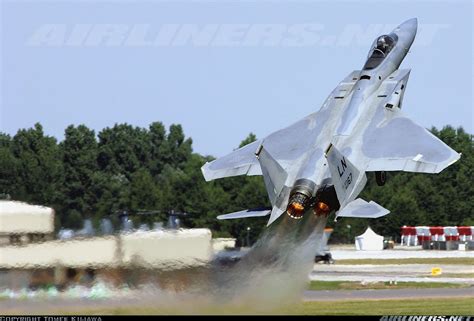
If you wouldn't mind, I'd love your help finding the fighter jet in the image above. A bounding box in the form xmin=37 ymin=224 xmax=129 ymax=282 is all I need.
xmin=201 ymin=18 xmax=460 ymax=226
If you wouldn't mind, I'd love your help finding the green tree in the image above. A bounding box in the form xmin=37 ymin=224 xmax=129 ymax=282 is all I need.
xmin=147 ymin=122 xmax=167 ymax=177
xmin=0 ymin=133 xmax=18 ymax=197
xmin=97 ymin=124 xmax=151 ymax=178
xmin=89 ymin=172 xmax=130 ymax=225
xmin=158 ymin=124 xmax=193 ymax=170
xmin=239 ymin=132 xmax=257 ymax=148
xmin=10 ymin=123 xmax=63 ymax=206
xmin=129 ymin=168 xmax=162 ymax=226
xmin=3 ymin=120 xmax=471 ymax=243
xmin=60 ymin=125 xmax=98 ymax=223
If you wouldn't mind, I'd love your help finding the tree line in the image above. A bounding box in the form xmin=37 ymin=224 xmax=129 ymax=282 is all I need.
xmin=0 ymin=122 xmax=472 ymax=244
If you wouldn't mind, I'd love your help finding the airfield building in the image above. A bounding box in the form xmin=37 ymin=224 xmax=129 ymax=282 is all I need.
xmin=0 ymin=200 xmax=220 ymax=290
xmin=0 ymin=200 xmax=54 ymax=245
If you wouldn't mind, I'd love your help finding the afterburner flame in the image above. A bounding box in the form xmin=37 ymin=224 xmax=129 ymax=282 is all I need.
xmin=287 ymin=202 xmax=305 ymax=219
xmin=314 ymin=201 xmax=330 ymax=216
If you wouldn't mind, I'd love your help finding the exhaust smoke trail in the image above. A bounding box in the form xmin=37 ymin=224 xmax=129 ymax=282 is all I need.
xmin=176 ymin=213 xmax=328 ymax=313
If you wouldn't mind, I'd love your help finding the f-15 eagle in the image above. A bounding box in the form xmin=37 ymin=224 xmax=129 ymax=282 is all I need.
xmin=201 ymin=18 xmax=460 ymax=227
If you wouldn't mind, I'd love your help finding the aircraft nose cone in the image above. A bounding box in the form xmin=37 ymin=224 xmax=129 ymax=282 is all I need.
xmin=398 ymin=18 xmax=418 ymax=33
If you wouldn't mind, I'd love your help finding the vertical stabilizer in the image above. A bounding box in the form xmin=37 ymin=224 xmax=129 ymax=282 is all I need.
xmin=325 ymin=144 xmax=367 ymax=209
xmin=255 ymin=143 xmax=288 ymax=205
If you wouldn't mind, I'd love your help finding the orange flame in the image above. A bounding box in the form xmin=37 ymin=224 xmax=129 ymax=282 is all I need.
xmin=314 ymin=201 xmax=330 ymax=216
xmin=287 ymin=202 xmax=305 ymax=219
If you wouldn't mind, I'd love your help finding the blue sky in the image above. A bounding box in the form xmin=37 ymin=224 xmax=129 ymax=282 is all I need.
xmin=1 ymin=0 xmax=472 ymax=157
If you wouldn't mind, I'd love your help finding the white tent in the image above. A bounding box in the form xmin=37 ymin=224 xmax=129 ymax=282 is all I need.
xmin=355 ymin=227 xmax=384 ymax=251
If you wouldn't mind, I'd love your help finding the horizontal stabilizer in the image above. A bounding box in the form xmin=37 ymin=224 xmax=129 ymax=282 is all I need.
xmin=217 ymin=208 xmax=271 ymax=220
xmin=337 ymin=198 xmax=390 ymax=219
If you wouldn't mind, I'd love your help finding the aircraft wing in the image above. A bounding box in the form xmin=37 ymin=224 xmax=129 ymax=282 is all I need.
xmin=200 ymin=110 xmax=323 ymax=182
xmin=202 ymin=70 xmax=361 ymax=182
xmin=360 ymin=106 xmax=460 ymax=173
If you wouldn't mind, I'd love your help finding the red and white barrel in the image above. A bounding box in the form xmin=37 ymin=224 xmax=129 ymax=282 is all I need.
xmin=429 ymin=226 xmax=445 ymax=241
xmin=416 ymin=226 xmax=431 ymax=243
xmin=401 ymin=226 xmax=417 ymax=246
xmin=458 ymin=226 xmax=473 ymax=242
xmin=444 ymin=226 xmax=459 ymax=241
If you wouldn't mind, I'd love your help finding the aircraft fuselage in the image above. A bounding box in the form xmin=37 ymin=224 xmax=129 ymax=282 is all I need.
xmin=286 ymin=19 xmax=418 ymax=219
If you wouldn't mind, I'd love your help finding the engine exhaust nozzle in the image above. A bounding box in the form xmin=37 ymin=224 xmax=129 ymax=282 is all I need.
xmin=287 ymin=193 xmax=309 ymax=219
xmin=286 ymin=178 xmax=317 ymax=220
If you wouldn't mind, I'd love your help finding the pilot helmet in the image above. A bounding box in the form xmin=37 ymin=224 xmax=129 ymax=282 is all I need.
xmin=377 ymin=36 xmax=388 ymax=48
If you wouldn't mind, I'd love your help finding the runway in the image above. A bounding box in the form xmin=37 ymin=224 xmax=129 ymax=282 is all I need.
xmin=310 ymin=264 xmax=474 ymax=284
xmin=303 ymin=287 xmax=474 ymax=301
xmin=329 ymin=247 xmax=474 ymax=260
xmin=1 ymin=287 xmax=472 ymax=314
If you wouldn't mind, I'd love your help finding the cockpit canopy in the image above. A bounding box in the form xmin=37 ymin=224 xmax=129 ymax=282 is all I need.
xmin=363 ymin=33 xmax=398 ymax=70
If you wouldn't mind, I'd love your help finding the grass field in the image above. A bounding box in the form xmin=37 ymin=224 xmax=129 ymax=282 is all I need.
xmin=289 ymin=298 xmax=474 ymax=315
xmin=48 ymin=298 xmax=474 ymax=315
xmin=307 ymin=280 xmax=470 ymax=291
xmin=335 ymin=257 xmax=474 ymax=265
xmin=429 ymin=273 xmax=474 ymax=278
